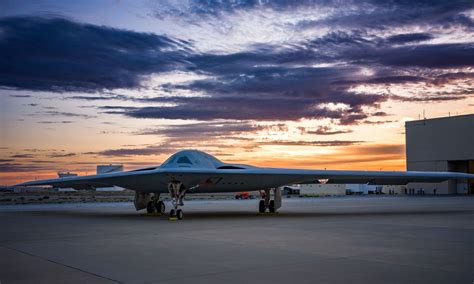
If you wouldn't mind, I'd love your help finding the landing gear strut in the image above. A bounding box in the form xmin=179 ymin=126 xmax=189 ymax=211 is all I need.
xmin=258 ymin=188 xmax=281 ymax=214
xmin=146 ymin=194 xmax=166 ymax=214
xmin=168 ymin=181 xmax=187 ymax=220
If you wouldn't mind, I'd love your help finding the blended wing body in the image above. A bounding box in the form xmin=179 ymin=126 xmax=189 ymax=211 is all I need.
xmin=17 ymin=150 xmax=474 ymax=193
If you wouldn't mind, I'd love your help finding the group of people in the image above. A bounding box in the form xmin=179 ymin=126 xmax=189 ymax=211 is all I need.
xmin=405 ymin=188 xmax=437 ymax=195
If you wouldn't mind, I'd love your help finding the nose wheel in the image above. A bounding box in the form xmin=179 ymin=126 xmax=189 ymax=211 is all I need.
xmin=170 ymin=209 xmax=184 ymax=220
xmin=168 ymin=181 xmax=186 ymax=220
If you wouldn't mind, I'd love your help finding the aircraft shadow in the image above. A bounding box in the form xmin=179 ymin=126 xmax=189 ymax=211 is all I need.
xmin=5 ymin=208 xmax=472 ymax=221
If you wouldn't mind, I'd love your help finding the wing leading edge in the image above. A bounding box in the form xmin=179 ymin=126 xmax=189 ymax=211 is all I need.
xmin=17 ymin=167 xmax=474 ymax=192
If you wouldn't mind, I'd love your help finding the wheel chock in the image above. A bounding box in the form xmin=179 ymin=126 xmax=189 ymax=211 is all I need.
xmin=141 ymin=212 xmax=162 ymax=217
xmin=168 ymin=217 xmax=178 ymax=221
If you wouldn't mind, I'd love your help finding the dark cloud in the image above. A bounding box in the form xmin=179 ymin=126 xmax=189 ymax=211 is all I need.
xmin=68 ymin=94 xmax=131 ymax=101
xmin=372 ymin=43 xmax=474 ymax=68
xmin=0 ymin=163 xmax=45 ymax=173
xmin=85 ymin=145 xmax=175 ymax=157
xmin=10 ymin=154 xmax=34 ymax=158
xmin=353 ymin=71 xmax=474 ymax=94
xmin=391 ymin=95 xmax=468 ymax=102
xmin=290 ymin=31 xmax=474 ymax=69
xmin=286 ymin=33 xmax=474 ymax=69
xmin=305 ymin=126 xmax=353 ymax=135
xmin=147 ymin=34 xmax=470 ymax=122
xmin=292 ymin=0 xmax=473 ymax=31
xmin=338 ymin=114 xmax=370 ymax=126
xmin=40 ymin=111 xmax=95 ymax=119
xmin=22 ymin=148 xmax=49 ymax=152
xmin=47 ymin=152 xmax=76 ymax=158
xmin=100 ymin=64 xmax=389 ymax=123
xmin=26 ymin=160 xmax=57 ymax=164
xmin=0 ymin=159 xmax=14 ymax=163
xmin=88 ymin=138 xmax=364 ymax=158
xmin=100 ymin=91 xmax=386 ymax=122
xmin=138 ymin=121 xmax=264 ymax=138
xmin=38 ymin=121 xmax=74 ymax=124
xmin=386 ymin=33 xmax=433 ymax=44
xmin=362 ymin=75 xmax=426 ymax=84
xmin=363 ymin=120 xmax=395 ymax=125
xmin=432 ymin=72 xmax=474 ymax=85
xmin=0 ymin=16 xmax=191 ymax=92
xmin=1 ymin=13 xmax=472 ymax=126
xmin=259 ymin=140 xmax=363 ymax=147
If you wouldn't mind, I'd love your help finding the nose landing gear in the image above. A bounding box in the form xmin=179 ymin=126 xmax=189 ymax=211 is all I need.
xmin=168 ymin=181 xmax=187 ymax=220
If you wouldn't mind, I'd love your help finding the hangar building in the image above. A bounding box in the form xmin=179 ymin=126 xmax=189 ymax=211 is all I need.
xmin=405 ymin=114 xmax=474 ymax=194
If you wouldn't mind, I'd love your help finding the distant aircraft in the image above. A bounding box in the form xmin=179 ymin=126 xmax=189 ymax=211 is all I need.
xmin=18 ymin=150 xmax=474 ymax=220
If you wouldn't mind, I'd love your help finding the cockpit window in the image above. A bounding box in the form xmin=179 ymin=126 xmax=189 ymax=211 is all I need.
xmin=177 ymin=156 xmax=192 ymax=164
xmin=160 ymin=150 xmax=226 ymax=169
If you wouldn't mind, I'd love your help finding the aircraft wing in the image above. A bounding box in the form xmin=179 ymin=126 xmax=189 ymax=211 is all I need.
xmin=16 ymin=169 xmax=161 ymax=191
xmin=16 ymin=167 xmax=474 ymax=191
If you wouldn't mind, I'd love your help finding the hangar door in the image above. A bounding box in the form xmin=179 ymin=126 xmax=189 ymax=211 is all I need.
xmin=449 ymin=160 xmax=473 ymax=194
xmin=470 ymin=161 xmax=474 ymax=195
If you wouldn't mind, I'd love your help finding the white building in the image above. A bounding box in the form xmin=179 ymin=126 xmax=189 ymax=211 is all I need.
xmin=96 ymin=164 xmax=124 ymax=191
xmin=290 ymin=184 xmax=346 ymax=196
xmin=345 ymin=184 xmax=381 ymax=195
xmin=382 ymin=185 xmax=406 ymax=195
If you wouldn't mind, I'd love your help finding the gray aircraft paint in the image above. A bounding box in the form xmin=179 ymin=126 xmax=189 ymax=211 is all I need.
xmin=18 ymin=150 xmax=474 ymax=193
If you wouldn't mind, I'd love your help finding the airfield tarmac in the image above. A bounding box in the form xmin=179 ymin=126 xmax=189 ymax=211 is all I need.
xmin=0 ymin=196 xmax=473 ymax=284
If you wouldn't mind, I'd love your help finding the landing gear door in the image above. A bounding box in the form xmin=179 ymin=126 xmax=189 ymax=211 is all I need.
xmin=274 ymin=187 xmax=282 ymax=210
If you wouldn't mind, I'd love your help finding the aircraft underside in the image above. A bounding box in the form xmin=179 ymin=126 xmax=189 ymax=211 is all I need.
xmin=134 ymin=180 xmax=282 ymax=220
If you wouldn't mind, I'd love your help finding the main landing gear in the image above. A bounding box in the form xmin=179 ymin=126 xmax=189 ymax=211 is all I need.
xmin=258 ymin=188 xmax=282 ymax=214
xmin=146 ymin=193 xmax=166 ymax=215
xmin=168 ymin=181 xmax=187 ymax=220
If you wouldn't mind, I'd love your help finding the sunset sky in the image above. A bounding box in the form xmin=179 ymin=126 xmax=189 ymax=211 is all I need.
xmin=0 ymin=0 xmax=473 ymax=185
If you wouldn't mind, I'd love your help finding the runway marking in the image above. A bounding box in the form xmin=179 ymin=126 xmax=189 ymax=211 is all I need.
xmin=0 ymin=245 xmax=120 ymax=283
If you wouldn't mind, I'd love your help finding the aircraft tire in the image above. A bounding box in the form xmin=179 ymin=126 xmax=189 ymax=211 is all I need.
xmin=155 ymin=201 xmax=165 ymax=214
xmin=176 ymin=209 xmax=183 ymax=220
xmin=269 ymin=200 xmax=275 ymax=213
xmin=146 ymin=201 xmax=155 ymax=214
